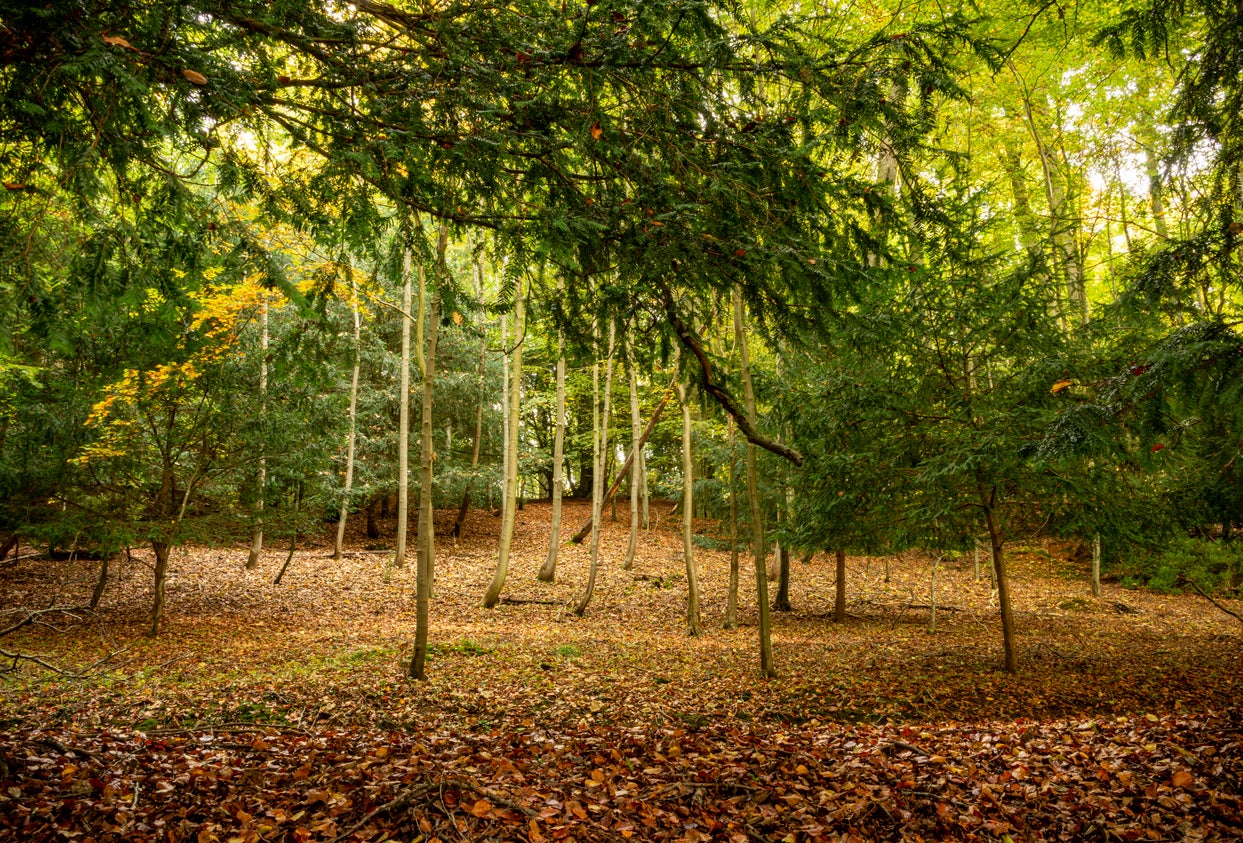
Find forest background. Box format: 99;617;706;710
1;0;1242;840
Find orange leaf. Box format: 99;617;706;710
529;819;545;842
102;34;133;50
590;121;603;140
3;183;26;191
1172;770;1193;788
469;798;493;818
183;69;208;85
1050;379;1074;394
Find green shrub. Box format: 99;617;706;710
1119;536;1243;595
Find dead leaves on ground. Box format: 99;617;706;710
1;711;1240;842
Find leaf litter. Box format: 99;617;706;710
1;500;1240;840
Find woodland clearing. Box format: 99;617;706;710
1;500;1240;842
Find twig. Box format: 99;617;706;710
327;783;439;843
499;597;563;606
142;722;311;737
1189;582;1243;626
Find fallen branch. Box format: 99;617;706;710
1189;581;1243;626
328;782;438;843
499;597;563;606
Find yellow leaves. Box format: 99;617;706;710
1050;380;1074;394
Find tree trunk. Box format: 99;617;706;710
0;534;16;562
983;498;1018;673
411;231;442;679
734;287;775;677
150;540;170;637
482;280;524;608
834;549;847;623
334;267;363;560
247;299;268;569
622;332;641;571
639;447;650;530
575;318;615;616
676;378;703;635
724;418;740;629
89;554;110;611
929;554;939;635
973;539;981;582
773;544;792;612
539;302;567;581
454;249;488;540
1091;534;1101;598
395;247;414;567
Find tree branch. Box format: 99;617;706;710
659;284;804;466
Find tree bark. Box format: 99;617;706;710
575;318;615;616
622;331;641;571
723;418;740;629
454;247;488;540
983;496;1018;673
834;549;847;623
676;377;703;635
395;247;413;567
482;279;524;608
1091;534;1101;598
246;299;268;569
773;544;792;612
334;267;363;560
150;540;170;637
734;287;775;677
411;230;442;678
89;554;110;611
539;287;567;582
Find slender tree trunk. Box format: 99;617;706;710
834;549;847;623
983;498;1018;673
723;418;740;629
929;554;939;634
411;232;442;678
395;247;414;567
773;544;792;612
150;540;170;637
455;250;488;540
273;485;302;585
501;310;511;516
482;281;524;608
1091;534;1101;598
676;377;703;635
89;554;109;611
734;287;775;677
575;319;615;616
639;448;650;530
973;539;981;582
622;332;641;571
539;296;567;582
1024;100;1086;325
334;269;363;560
247;300;269;569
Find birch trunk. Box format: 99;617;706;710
734;287;775;677
639;448;650;530
622;332;641;571
575;318;615;616
246;300;268;569
676;378;703;635
411;231;442;679
482;282;523;608
395;247;413;567
538;286;567;582
454;249;488;540
334;268;363;560
500;311;510;517
1091;534;1102;598
723;417;740;629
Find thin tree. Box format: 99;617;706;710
834;549;847;624
411;227;444;679
575;318;615;616
246;298;268;569
334;263;363;561
482;276;524;608
395;246;413;567
723;417;740;629
675;374;703;635
538;277;567;582
622;329;641;571
454;244;487;540
734;287;775;677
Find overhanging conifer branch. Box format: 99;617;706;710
659;284;804;467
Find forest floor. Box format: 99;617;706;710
1;500;1241;842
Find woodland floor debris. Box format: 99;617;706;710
1;500;1240;841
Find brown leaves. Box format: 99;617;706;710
182;69;209;85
